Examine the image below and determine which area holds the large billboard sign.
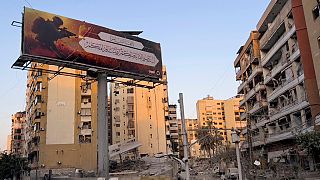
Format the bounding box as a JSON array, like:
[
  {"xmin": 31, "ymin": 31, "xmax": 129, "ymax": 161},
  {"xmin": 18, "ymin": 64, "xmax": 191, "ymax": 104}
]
[{"xmin": 16, "ymin": 8, "xmax": 162, "ymax": 81}]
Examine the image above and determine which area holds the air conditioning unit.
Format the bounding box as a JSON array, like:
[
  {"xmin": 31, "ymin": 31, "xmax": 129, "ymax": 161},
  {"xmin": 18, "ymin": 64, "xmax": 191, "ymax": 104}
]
[{"xmin": 40, "ymin": 127, "xmax": 45, "ymax": 131}]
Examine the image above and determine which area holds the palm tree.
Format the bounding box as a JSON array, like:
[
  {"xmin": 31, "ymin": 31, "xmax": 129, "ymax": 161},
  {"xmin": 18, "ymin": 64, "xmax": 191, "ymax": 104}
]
[{"xmin": 197, "ymin": 122, "xmax": 224, "ymax": 158}]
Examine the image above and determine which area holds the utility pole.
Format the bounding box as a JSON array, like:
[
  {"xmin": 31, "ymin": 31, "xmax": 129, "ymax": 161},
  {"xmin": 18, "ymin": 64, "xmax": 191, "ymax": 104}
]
[
  {"xmin": 232, "ymin": 129, "xmax": 243, "ymax": 180},
  {"xmin": 97, "ymin": 73, "xmax": 109, "ymax": 179},
  {"xmin": 178, "ymin": 93, "xmax": 190, "ymax": 180}
]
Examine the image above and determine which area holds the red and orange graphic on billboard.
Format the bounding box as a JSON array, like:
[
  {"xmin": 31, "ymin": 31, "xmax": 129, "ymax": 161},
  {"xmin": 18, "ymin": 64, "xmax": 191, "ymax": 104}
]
[{"xmin": 20, "ymin": 7, "xmax": 162, "ymax": 80}]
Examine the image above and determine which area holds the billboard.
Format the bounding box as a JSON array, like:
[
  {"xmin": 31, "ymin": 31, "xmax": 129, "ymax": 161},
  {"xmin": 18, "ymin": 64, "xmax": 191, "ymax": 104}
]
[{"xmin": 17, "ymin": 8, "xmax": 162, "ymax": 81}]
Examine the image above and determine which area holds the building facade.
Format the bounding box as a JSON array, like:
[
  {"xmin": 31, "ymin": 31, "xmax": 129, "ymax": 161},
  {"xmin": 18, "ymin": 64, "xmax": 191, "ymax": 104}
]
[
  {"xmin": 110, "ymin": 67, "xmax": 168, "ymax": 156},
  {"xmin": 196, "ymin": 95, "xmax": 245, "ymax": 146},
  {"xmin": 165, "ymin": 104, "xmax": 179, "ymax": 155},
  {"xmin": 9, "ymin": 111, "xmax": 26, "ymax": 156},
  {"xmin": 234, "ymin": 0, "xmax": 320, "ymax": 167},
  {"xmin": 26, "ymin": 63, "xmax": 99, "ymax": 175},
  {"xmin": 301, "ymin": 0, "xmax": 320, "ymax": 120},
  {"xmin": 178, "ymin": 119, "xmax": 201, "ymax": 158}
]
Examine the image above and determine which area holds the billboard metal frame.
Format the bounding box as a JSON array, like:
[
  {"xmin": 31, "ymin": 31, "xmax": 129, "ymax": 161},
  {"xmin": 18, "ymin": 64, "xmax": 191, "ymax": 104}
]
[{"xmin": 12, "ymin": 59, "xmax": 163, "ymax": 89}]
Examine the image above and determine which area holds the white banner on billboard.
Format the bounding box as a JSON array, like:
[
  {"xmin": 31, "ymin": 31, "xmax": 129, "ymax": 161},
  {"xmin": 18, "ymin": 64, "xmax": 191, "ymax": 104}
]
[
  {"xmin": 98, "ymin": 32, "xmax": 144, "ymax": 50},
  {"xmin": 79, "ymin": 37, "xmax": 159, "ymax": 67}
]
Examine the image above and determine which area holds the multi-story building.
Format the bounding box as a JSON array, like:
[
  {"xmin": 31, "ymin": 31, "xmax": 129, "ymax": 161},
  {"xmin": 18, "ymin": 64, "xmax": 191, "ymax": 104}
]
[
  {"xmin": 179, "ymin": 119, "xmax": 200, "ymax": 158},
  {"xmin": 224, "ymin": 96, "xmax": 247, "ymax": 144},
  {"xmin": 165, "ymin": 104, "xmax": 179, "ymax": 155},
  {"xmin": 7, "ymin": 135, "xmax": 12, "ymax": 153},
  {"xmin": 234, "ymin": 0, "xmax": 320, "ymax": 166},
  {"xmin": 300, "ymin": 0, "xmax": 320, "ymax": 121},
  {"xmin": 196, "ymin": 95, "xmax": 245, "ymax": 146},
  {"xmin": 26, "ymin": 63, "xmax": 100, "ymax": 176},
  {"xmin": 234, "ymin": 31, "xmax": 268, "ymax": 156},
  {"xmin": 110, "ymin": 66, "xmax": 168, "ymax": 157},
  {"xmin": 9, "ymin": 111, "xmax": 26, "ymax": 156}
]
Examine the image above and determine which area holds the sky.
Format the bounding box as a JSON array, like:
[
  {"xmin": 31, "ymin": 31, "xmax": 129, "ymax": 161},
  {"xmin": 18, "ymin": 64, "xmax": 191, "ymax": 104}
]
[{"xmin": 0, "ymin": 0, "xmax": 270, "ymax": 151}]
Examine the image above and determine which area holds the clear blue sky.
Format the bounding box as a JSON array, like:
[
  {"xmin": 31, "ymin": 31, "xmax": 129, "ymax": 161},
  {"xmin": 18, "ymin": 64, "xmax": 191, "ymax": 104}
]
[{"xmin": 0, "ymin": 0, "xmax": 270, "ymax": 150}]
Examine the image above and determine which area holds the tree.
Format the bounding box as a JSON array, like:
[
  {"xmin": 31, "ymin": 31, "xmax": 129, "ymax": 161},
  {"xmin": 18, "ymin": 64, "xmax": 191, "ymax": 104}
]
[
  {"xmin": 0, "ymin": 153, "xmax": 30, "ymax": 179},
  {"xmin": 297, "ymin": 131, "xmax": 320, "ymax": 161},
  {"xmin": 197, "ymin": 124, "xmax": 224, "ymax": 158}
]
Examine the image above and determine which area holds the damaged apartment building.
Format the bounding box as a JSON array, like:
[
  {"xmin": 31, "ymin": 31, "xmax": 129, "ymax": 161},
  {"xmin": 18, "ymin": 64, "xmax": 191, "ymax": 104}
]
[{"xmin": 234, "ymin": 0, "xmax": 320, "ymax": 168}]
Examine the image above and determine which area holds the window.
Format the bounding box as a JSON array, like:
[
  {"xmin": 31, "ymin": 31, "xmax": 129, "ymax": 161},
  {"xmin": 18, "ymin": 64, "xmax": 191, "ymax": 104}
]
[
  {"xmin": 79, "ymin": 135, "xmax": 91, "ymax": 143},
  {"xmin": 150, "ymin": 134, "xmax": 153, "ymax": 138},
  {"xmin": 127, "ymin": 88, "xmax": 134, "ymax": 94},
  {"xmin": 115, "ymin": 124, "xmax": 120, "ymax": 127},
  {"xmin": 150, "ymin": 143, "xmax": 153, "ymax": 148},
  {"xmin": 116, "ymin": 132, "xmax": 120, "ymax": 136},
  {"xmin": 82, "ymin": 121, "xmax": 91, "ymax": 129},
  {"xmin": 313, "ymin": 5, "xmax": 319, "ymax": 19},
  {"xmin": 318, "ymin": 36, "xmax": 320, "ymax": 49}
]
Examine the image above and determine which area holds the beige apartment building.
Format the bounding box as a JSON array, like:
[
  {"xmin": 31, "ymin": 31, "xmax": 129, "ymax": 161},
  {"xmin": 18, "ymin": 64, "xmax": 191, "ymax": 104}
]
[
  {"xmin": 196, "ymin": 95, "xmax": 245, "ymax": 146},
  {"xmin": 234, "ymin": 0, "xmax": 320, "ymax": 166},
  {"xmin": 177, "ymin": 119, "xmax": 201, "ymax": 158},
  {"xmin": 9, "ymin": 111, "xmax": 26, "ymax": 156},
  {"xmin": 7, "ymin": 135, "xmax": 12, "ymax": 153},
  {"xmin": 110, "ymin": 67, "xmax": 168, "ymax": 156},
  {"xmin": 165, "ymin": 104, "xmax": 179, "ymax": 155},
  {"xmin": 26, "ymin": 63, "xmax": 100, "ymax": 176}
]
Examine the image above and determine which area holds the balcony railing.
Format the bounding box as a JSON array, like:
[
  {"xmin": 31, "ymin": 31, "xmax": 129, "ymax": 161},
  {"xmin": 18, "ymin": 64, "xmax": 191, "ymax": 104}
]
[
  {"xmin": 237, "ymin": 81, "xmax": 247, "ymax": 94},
  {"xmin": 268, "ymin": 74, "xmax": 304, "ymax": 102},
  {"xmin": 269, "ymin": 97, "xmax": 308, "ymax": 122},
  {"xmin": 260, "ymin": 13, "xmax": 284, "ymax": 49},
  {"xmin": 247, "ymin": 66, "xmax": 263, "ymax": 82},
  {"xmin": 240, "ymin": 112, "xmax": 247, "ymax": 120},
  {"xmin": 261, "ymin": 26, "xmax": 296, "ymax": 66}
]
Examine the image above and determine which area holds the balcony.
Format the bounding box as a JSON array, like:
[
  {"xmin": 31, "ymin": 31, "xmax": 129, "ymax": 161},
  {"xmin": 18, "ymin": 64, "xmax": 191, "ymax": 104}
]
[
  {"xmin": 81, "ymin": 116, "xmax": 91, "ymax": 122},
  {"xmin": 240, "ymin": 112, "xmax": 247, "ymax": 121},
  {"xmin": 239, "ymin": 99, "xmax": 246, "ymax": 107},
  {"xmin": 81, "ymin": 102, "xmax": 91, "ymax": 109},
  {"xmin": 268, "ymin": 74, "xmax": 304, "ymax": 102},
  {"xmin": 256, "ymin": 118, "xmax": 270, "ymax": 127},
  {"xmin": 269, "ymin": 98, "xmax": 308, "ymax": 122},
  {"xmin": 245, "ymin": 88, "xmax": 256, "ymax": 102},
  {"xmin": 261, "ymin": 26, "xmax": 296, "ymax": 66},
  {"xmin": 81, "ymin": 89, "xmax": 92, "ymax": 96},
  {"xmin": 265, "ymin": 50, "xmax": 300, "ymax": 84},
  {"xmin": 247, "ymin": 66, "xmax": 263, "ymax": 82},
  {"xmin": 248, "ymin": 100, "xmax": 268, "ymax": 114},
  {"xmin": 80, "ymin": 129, "xmax": 92, "ymax": 135},
  {"xmin": 237, "ymin": 81, "xmax": 247, "ymax": 94},
  {"xmin": 260, "ymin": 13, "xmax": 285, "ymax": 50},
  {"xmin": 266, "ymin": 129, "xmax": 294, "ymax": 144},
  {"xmin": 255, "ymin": 83, "xmax": 266, "ymax": 92}
]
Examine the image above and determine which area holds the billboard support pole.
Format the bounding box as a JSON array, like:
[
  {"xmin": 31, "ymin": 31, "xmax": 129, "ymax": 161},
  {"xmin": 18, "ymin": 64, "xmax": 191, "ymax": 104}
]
[{"xmin": 97, "ymin": 72, "xmax": 109, "ymax": 179}]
